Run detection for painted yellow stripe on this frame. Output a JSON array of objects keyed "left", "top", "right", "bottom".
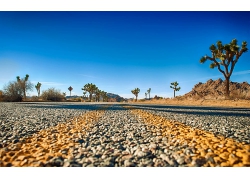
[
  {"left": 126, "top": 106, "right": 250, "bottom": 167},
  {"left": 0, "top": 108, "right": 107, "bottom": 167}
]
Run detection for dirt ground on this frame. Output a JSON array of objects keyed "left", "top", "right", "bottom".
[{"left": 132, "top": 99, "right": 250, "bottom": 108}]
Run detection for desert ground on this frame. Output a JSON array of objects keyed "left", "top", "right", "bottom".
[
  {"left": 134, "top": 99, "right": 250, "bottom": 108},
  {"left": 0, "top": 102, "right": 249, "bottom": 167}
]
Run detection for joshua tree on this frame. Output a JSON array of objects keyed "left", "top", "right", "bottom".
[
  {"left": 200, "top": 39, "right": 248, "bottom": 99},
  {"left": 131, "top": 88, "right": 140, "bottom": 102},
  {"left": 170, "top": 81, "right": 181, "bottom": 98},
  {"left": 68, "top": 86, "right": 73, "bottom": 97},
  {"left": 82, "top": 83, "right": 97, "bottom": 101},
  {"left": 145, "top": 92, "right": 147, "bottom": 99},
  {"left": 35, "top": 82, "right": 42, "bottom": 97},
  {"left": 16, "top": 74, "right": 33, "bottom": 100},
  {"left": 83, "top": 91, "right": 87, "bottom": 100},
  {"left": 147, "top": 88, "right": 151, "bottom": 99},
  {"left": 95, "top": 88, "right": 101, "bottom": 102},
  {"left": 100, "top": 90, "right": 108, "bottom": 102}
]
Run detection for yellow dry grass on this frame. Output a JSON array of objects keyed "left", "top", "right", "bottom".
[{"left": 134, "top": 99, "right": 250, "bottom": 108}]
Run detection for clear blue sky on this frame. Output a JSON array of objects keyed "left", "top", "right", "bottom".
[{"left": 0, "top": 11, "right": 250, "bottom": 99}]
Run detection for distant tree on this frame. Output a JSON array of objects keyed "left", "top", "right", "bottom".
[
  {"left": 200, "top": 39, "right": 248, "bottom": 99},
  {"left": 145, "top": 92, "right": 147, "bottom": 99},
  {"left": 63, "top": 92, "right": 66, "bottom": 97},
  {"left": 16, "top": 74, "right": 33, "bottom": 100},
  {"left": 100, "top": 91, "right": 108, "bottom": 102},
  {"left": 131, "top": 88, "right": 140, "bottom": 102},
  {"left": 83, "top": 91, "right": 87, "bottom": 100},
  {"left": 95, "top": 88, "right": 101, "bottom": 102},
  {"left": 82, "top": 83, "right": 97, "bottom": 101},
  {"left": 35, "top": 82, "right": 42, "bottom": 97},
  {"left": 68, "top": 86, "right": 73, "bottom": 97},
  {"left": 170, "top": 81, "right": 181, "bottom": 98},
  {"left": 147, "top": 88, "right": 151, "bottom": 99}
]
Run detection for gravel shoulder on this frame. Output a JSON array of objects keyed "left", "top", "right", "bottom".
[{"left": 0, "top": 102, "right": 249, "bottom": 167}]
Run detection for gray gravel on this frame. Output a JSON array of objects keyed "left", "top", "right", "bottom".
[
  {"left": 129, "top": 104, "right": 250, "bottom": 144},
  {"left": 0, "top": 102, "right": 103, "bottom": 147},
  {"left": 0, "top": 102, "right": 249, "bottom": 167},
  {"left": 48, "top": 104, "right": 182, "bottom": 167}
]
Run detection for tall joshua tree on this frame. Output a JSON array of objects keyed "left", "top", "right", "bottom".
[
  {"left": 68, "top": 86, "right": 73, "bottom": 97},
  {"left": 170, "top": 81, "right": 181, "bottom": 98},
  {"left": 131, "top": 88, "right": 140, "bottom": 102},
  {"left": 16, "top": 74, "right": 32, "bottom": 100},
  {"left": 200, "top": 39, "right": 248, "bottom": 99},
  {"left": 147, "top": 88, "right": 151, "bottom": 99},
  {"left": 82, "top": 83, "right": 97, "bottom": 102},
  {"left": 100, "top": 90, "right": 108, "bottom": 102},
  {"left": 83, "top": 91, "right": 87, "bottom": 100},
  {"left": 145, "top": 92, "right": 147, "bottom": 99},
  {"left": 35, "top": 82, "right": 42, "bottom": 97},
  {"left": 95, "top": 88, "right": 101, "bottom": 102}
]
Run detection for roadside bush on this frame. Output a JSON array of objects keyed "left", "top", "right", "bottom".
[
  {"left": 41, "top": 87, "right": 65, "bottom": 102},
  {"left": 31, "top": 96, "right": 39, "bottom": 101},
  {"left": 153, "top": 95, "right": 163, "bottom": 100},
  {"left": 0, "top": 90, "right": 4, "bottom": 102},
  {"left": 71, "top": 97, "right": 82, "bottom": 102},
  {"left": 229, "top": 90, "right": 248, "bottom": 100},
  {"left": 175, "top": 95, "right": 185, "bottom": 101},
  {"left": 2, "top": 81, "right": 23, "bottom": 102},
  {"left": 77, "top": 98, "right": 82, "bottom": 102}
]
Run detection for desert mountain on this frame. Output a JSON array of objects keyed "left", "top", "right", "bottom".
[
  {"left": 183, "top": 78, "right": 250, "bottom": 100},
  {"left": 107, "top": 93, "right": 125, "bottom": 102}
]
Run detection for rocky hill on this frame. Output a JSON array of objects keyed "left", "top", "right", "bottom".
[
  {"left": 183, "top": 78, "right": 250, "bottom": 100},
  {"left": 107, "top": 93, "right": 125, "bottom": 102}
]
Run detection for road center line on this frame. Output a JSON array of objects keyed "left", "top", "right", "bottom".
[
  {"left": 0, "top": 106, "right": 110, "bottom": 167},
  {"left": 125, "top": 106, "right": 250, "bottom": 167}
]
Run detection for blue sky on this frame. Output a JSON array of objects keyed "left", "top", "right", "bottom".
[{"left": 0, "top": 11, "right": 250, "bottom": 99}]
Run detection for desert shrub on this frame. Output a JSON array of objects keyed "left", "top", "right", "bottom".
[
  {"left": 77, "top": 98, "right": 82, "bottom": 102},
  {"left": 175, "top": 95, "right": 184, "bottom": 100},
  {"left": 0, "top": 90, "right": 4, "bottom": 102},
  {"left": 0, "top": 90, "right": 2, "bottom": 99},
  {"left": 31, "top": 96, "right": 39, "bottom": 101},
  {"left": 153, "top": 95, "right": 163, "bottom": 100},
  {"left": 71, "top": 97, "right": 82, "bottom": 102},
  {"left": 2, "top": 81, "right": 23, "bottom": 102},
  {"left": 41, "top": 87, "right": 65, "bottom": 101},
  {"left": 229, "top": 90, "right": 248, "bottom": 100}
]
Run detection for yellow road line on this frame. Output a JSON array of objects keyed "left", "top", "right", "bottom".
[
  {"left": 0, "top": 108, "right": 108, "bottom": 167},
  {"left": 126, "top": 106, "right": 250, "bottom": 167}
]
